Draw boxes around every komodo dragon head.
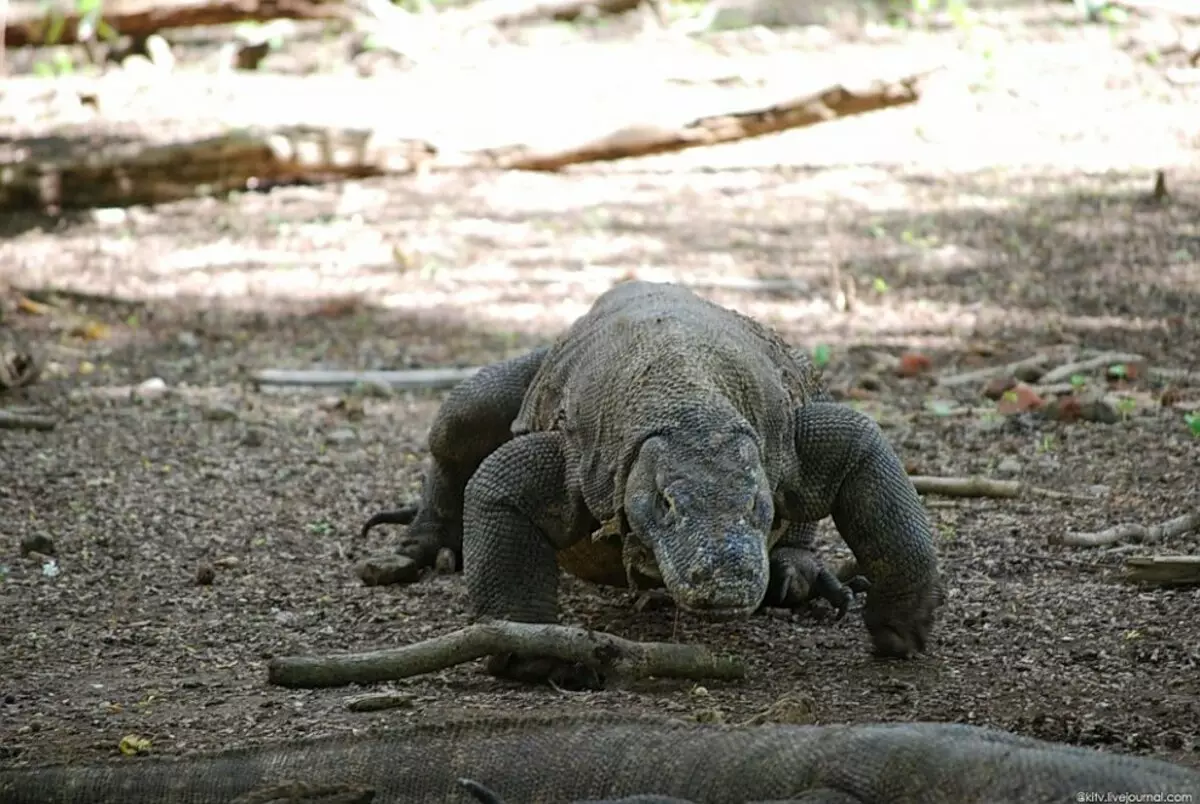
[620,425,773,619]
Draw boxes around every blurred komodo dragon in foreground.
[362,281,943,683]
[3,713,1199,803]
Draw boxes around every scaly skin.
[4,713,1198,804]
[363,282,941,679]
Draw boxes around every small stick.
[936,354,1050,388]
[1052,511,1200,548]
[0,410,57,431]
[266,621,745,689]
[909,475,1097,502]
[1038,352,1144,385]
[253,367,479,391]
[1125,555,1200,587]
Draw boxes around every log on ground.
[2,126,438,211]
[266,621,745,688]
[4,0,352,48]
[1125,555,1200,587]
[469,69,939,172]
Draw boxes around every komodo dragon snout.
[622,428,773,618]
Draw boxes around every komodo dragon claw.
[765,547,870,620]
[458,778,505,804]
[359,504,418,538]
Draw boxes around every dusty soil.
[2,0,1199,779]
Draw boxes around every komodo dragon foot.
[764,546,870,620]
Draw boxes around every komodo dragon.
[2,713,1198,803]
[362,281,942,680]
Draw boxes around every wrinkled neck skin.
[617,408,775,618]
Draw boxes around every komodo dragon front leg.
[360,347,548,572]
[780,402,943,658]
[461,430,603,687]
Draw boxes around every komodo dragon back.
[2,713,1198,803]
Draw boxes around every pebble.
[132,377,168,401]
[996,457,1023,475]
[176,331,200,350]
[195,563,216,586]
[356,555,421,586]
[203,404,239,422]
[325,428,358,446]
[241,428,267,447]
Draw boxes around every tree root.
[266,621,745,689]
[1051,511,1200,548]
[909,475,1096,501]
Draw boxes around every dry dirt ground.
[2,0,1200,780]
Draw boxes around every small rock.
[195,563,216,586]
[325,428,358,446]
[241,428,267,447]
[1012,363,1045,383]
[434,547,457,574]
[176,331,200,350]
[356,555,422,586]
[213,556,241,569]
[996,457,1022,476]
[996,382,1044,415]
[91,208,128,225]
[895,352,933,378]
[19,533,55,556]
[203,404,239,422]
[857,373,883,392]
[132,377,168,401]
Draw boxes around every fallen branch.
[936,354,1051,388]
[2,126,437,212]
[253,366,478,391]
[908,475,1097,501]
[4,0,350,48]
[1038,352,1144,385]
[1125,555,1200,587]
[452,0,651,27]
[1052,511,1200,548]
[469,69,938,172]
[266,621,745,688]
[0,409,57,430]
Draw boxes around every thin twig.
[909,475,1097,501]
[266,621,744,689]
[1052,511,1200,548]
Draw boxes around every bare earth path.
[2,3,1199,775]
